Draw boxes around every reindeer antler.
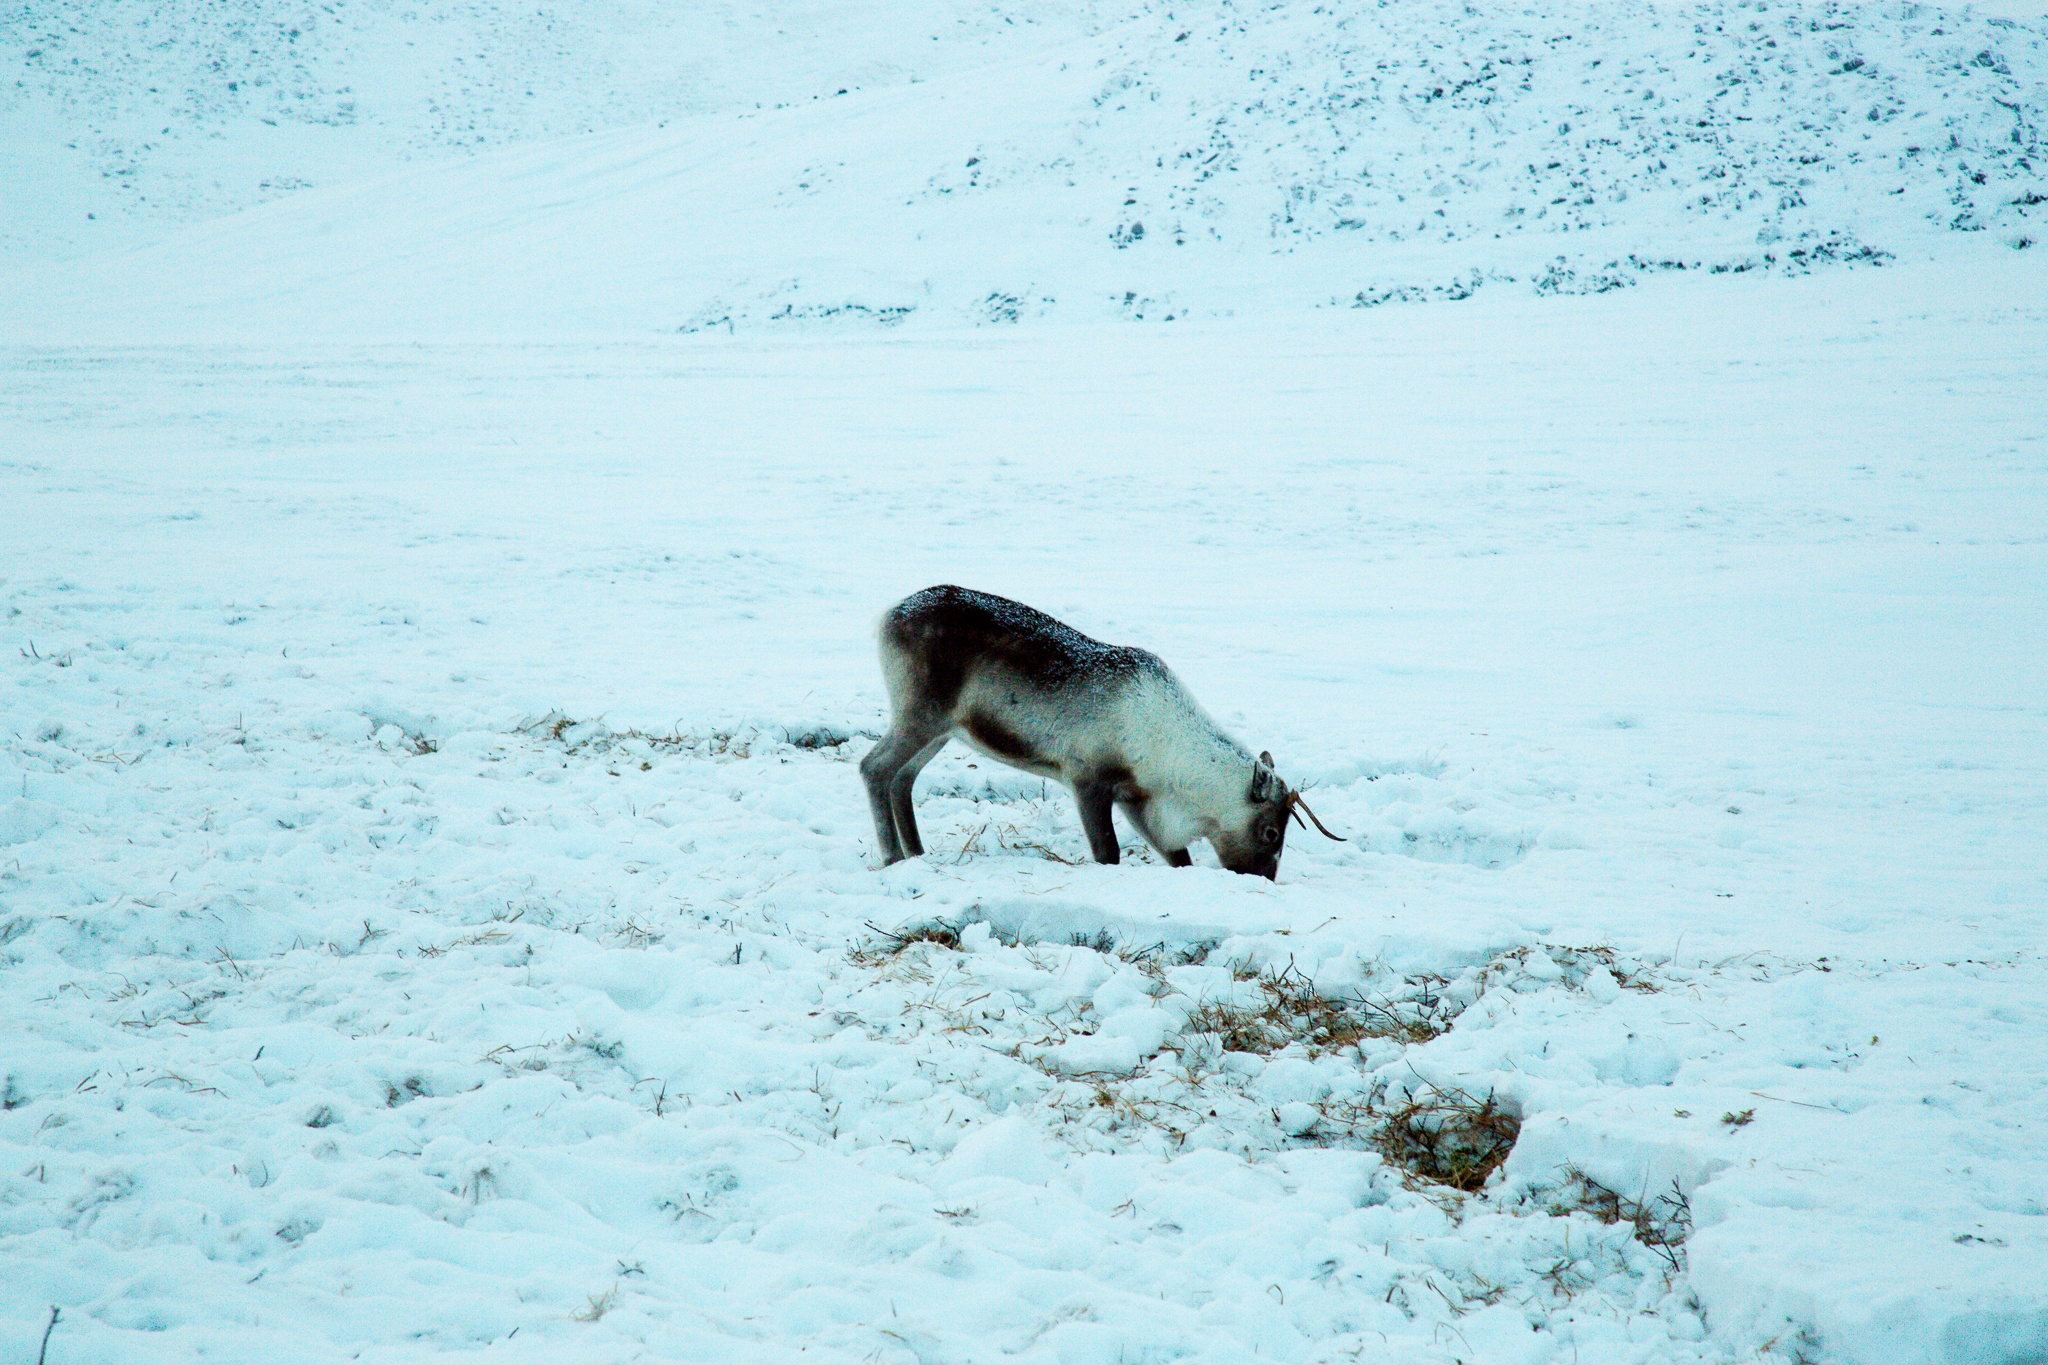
[1289,792,1347,841]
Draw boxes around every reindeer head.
[1211,751,1345,879]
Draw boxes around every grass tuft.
[952,818,1085,865]
[1547,1167,1693,1273]
[520,710,866,763]
[1366,1084,1521,1192]
[571,1284,620,1322]
[1180,961,1453,1058]
[852,920,962,965]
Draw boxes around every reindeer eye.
[1260,824,1281,846]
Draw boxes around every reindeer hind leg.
[887,729,951,859]
[861,729,921,865]
[866,619,964,866]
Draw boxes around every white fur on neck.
[1113,670,1258,844]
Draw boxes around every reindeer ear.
[1249,758,1277,802]
[1258,751,1274,768]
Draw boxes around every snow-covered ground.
[3,2,2047,1363]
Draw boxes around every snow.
[0,0,1130,261]
[6,0,2047,339]
[4,2,2047,1363]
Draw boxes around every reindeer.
[859,585,1342,878]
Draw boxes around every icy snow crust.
[4,1,2048,1363]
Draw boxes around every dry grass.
[1546,1167,1693,1273]
[951,819,1086,865]
[851,920,963,967]
[570,1284,620,1322]
[1365,1084,1521,1192]
[1481,943,1662,995]
[1041,1077,1197,1136]
[844,923,1526,1189]
[413,928,511,958]
[1179,962,1453,1059]
[519,710,864,764]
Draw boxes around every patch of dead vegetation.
[1180,960,1455,1057]
[850,920,962,968]
[939,800,1204,870]
[958,822,1089,863]
[519,711,867,764]
[1544,1167,1693,1273]
[1481,943,1660,995]
[1069,930,1214,973]
[1041,1077,1198,1137]
[947,817,1087,865]
[570,1283,620,1322]
[609,917,664,948]
[1326,1082,1522,1193]
[412,927,512,958]
[844,926,1533,1195]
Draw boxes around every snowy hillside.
[0,0,1127,259]
[3,0,2045,338]
[4,2,2048,1364]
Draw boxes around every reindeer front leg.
[1116,795,1193,868]
[1073,778,1121,865]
